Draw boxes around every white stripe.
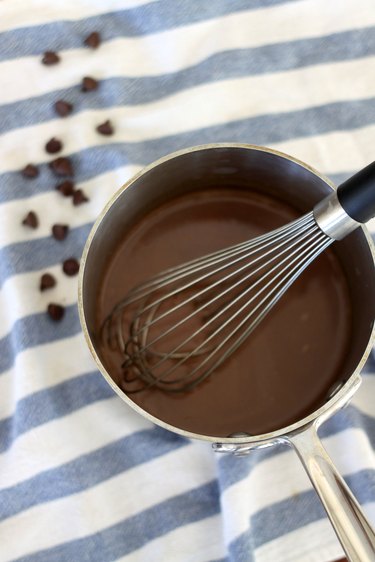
[0,440,215,560]
[0,0,156,33]
[0,320,372,452]
[0,396,152,489]
[0,3,373,561]
[0,332,97,419]
[272,129,375,234]
[115,515,226,562]
[0,164,139,249]
[1,122,374,252]
[1,0,375,105]
[255,518,344,562]
[0,124,374,354]
[366,218,375,233]
[255,504,375,562]
[0,166,139,360]
[220,427,375,545]
[0,264,79,342]
[0,312,372,462]
[352,374,375,419]
[1,56,375,176]
[1,412,373,557]
[272,124,375,178]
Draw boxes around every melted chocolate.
[96,189,351,437]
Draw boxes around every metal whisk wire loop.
[102,212,332,393]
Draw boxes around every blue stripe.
[362,349,375,374]
[0,223,91,291]
[0,6,373,561]
[0,0,293,62]
[227,469,374,559]
[228,528,255,562]
[2,27,374,136]
[0,215,373,375]
[217,407,375,492]
[1,97,375,205]
[0,371,113,454]
[1,405,373,525]
[9,467,374,562]
[321,402,375,445]
[229,462,375,561]
[251,469,375,549]
[0,214,373,378]
[0,303,84,374]
[1,313,372,456]
[0,167,356,297]
[12,479,219,562]
[0,426,188,522]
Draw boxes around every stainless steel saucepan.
[78,144,375,561]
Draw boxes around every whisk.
[102,162,375,393]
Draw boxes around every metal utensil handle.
[288,425,375,562]
[314,161,375,241]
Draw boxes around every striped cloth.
[0,1,374,560]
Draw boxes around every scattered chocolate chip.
[22,164,39,179]
[49,157,73,177]
[47,303,64,321]
[45,137,63,154]
[63,257,79,276]
[40,273,56,291]
[56,180,75,197]
[22,211,38,229]
[81,76,98,92]
[42,51,60,66]
[84,31,101,49]
[52,224,69,240]
[54,100,73,117]
[96,119,114,136]
[73,189,89,206]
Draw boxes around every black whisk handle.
[337,161,375,224]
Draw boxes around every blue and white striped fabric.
[0,1,374,560]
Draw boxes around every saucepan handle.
[288,424,375,562]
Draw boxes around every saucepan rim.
[78,143,375,445]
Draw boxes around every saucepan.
[78,144,375,561]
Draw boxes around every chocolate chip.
[73,189,89,206]
[40,273,56,291]
[42,51,60,66]
[49,157,73,177]
[22,211,38,229]
[81,76,98,92]
[63,258,79,276]
[52,224,69,240]
[45,137,63,154]
[54,100,73,117]
[47,303,64,321]
[96,120,114,136]
[22,164,39,179]
[56,180,75,197]
[84,31,101,49]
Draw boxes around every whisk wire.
[128,214,318,338]
[119,228,331,391]
[102,212,334,392]
[124,217,322,356]
[122,214,316,307]
[103,213,317,349]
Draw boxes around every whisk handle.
[337,160,375,223]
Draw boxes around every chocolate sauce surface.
[96,189,351,437]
